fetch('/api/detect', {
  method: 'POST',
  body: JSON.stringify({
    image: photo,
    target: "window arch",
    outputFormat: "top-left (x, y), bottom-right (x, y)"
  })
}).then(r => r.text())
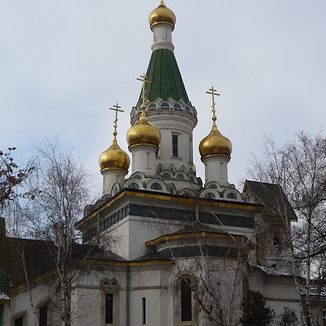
top-left (127, 182), bottom-right (139, 189)
top-left (204, 192), bottom-right (216, 199)
top-left (175, 275), bottom-right (197, 326)
top-left (227, 192), bottom-right (237, 199)
top-left (101, 279), bottom-right (120, 326)
top-left (150, 182), bottom-right (162, 190)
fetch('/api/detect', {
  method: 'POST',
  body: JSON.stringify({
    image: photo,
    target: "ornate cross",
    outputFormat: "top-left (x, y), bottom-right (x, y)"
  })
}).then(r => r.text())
top-left (206, 86), bottom-right (220, 119)
top-left (109, 103), bottom-right (124, 133)
top-left (137, 74), bottom-right (152, 107)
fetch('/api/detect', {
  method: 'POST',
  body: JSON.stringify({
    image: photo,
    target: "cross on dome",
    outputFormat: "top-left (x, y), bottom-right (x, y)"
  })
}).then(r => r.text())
top-left (109, 103), bottom-right (124, 136)
top-left (206, 86), bottom-right (220, 121)
top-left (137, 74), bottom-right (152, 109)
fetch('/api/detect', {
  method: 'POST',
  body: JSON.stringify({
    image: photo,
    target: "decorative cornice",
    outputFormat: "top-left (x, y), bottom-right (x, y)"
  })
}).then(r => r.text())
top-left (146, 231), bottom-right (248, 246)
top-left (153, 121), bottom-right (193, 134)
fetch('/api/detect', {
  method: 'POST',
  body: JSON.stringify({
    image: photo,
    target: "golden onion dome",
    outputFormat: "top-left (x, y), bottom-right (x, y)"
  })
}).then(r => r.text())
top-left (149, 1), bottom-right (176, 29)
top-left (127, 106), bottom-right (161, 149)
top-left (99, 132), bottom-right (130, 172)
top-left (199, 120), bottom-right (232, 160)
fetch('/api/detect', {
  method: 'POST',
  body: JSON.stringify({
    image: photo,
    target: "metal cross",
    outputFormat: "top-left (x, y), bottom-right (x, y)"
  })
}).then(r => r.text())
top-left (109, 103), bottom-right (124, 133)
top-left (137, 74), bottom-right (152, 107)
top-left (206, 86), bottom-right (220, 119)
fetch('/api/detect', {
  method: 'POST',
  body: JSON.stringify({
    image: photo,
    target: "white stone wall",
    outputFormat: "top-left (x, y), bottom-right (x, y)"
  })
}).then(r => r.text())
top-left (101, 215), bottom-right (187, 260)
top-left (149, 114), bottom-right (196, 173)
top-left (203, 155), bottom-right (230, 186)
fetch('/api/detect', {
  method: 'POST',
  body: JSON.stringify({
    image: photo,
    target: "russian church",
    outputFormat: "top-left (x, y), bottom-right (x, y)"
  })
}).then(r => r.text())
top-left (0, 1), bottom-right (304, 325)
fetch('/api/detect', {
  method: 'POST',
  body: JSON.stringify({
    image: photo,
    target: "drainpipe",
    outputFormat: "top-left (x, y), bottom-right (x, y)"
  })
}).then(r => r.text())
top-left (126, 266), bottom-right (130, 326)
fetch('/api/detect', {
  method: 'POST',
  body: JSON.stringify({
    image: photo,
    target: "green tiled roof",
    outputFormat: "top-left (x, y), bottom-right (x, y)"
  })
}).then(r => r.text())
top-left (140, 48), bottom-right (190, 104)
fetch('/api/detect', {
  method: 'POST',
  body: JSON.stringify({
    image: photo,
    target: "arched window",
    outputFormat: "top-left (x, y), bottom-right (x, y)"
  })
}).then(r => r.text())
top-left (227, 192), bottom-right (237, 199)
top-left (162, 172), bottom-right (171, 179)
top-left (150, 182), bottom-right (162, 190)
top-left (181, 278), bottom-right (192, 322)
top-left (204, 192), bottom-right (216, 199)
top-left (101, 279), bottom-right (120, 325)
top-left (175, 275), bottom-right (197, 325)
top-left (128, 182), bottom-right (139, 189)
top-left (133, 174), bottom-right (142, 179)
top-left (176, 173), bottom-right (185, 180)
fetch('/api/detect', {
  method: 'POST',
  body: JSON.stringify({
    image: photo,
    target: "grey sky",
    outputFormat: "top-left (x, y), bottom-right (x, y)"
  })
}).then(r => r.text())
top-left (1, 0), bottom-right (326, 192)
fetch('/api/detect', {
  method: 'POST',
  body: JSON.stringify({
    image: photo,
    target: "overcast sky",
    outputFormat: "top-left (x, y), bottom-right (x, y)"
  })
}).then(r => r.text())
top-left (1, 0), bottom-right (326, 194)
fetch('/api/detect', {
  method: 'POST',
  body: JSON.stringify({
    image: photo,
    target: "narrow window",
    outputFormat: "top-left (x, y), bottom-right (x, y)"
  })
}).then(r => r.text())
top-left (181, 278), bottom-right (192, 321)
top-left (15, 316), bottom-right (23, 326)
top-left (172, 135), bottom-right (178, 157)
top-left (39, 305), bottom-right (48, 326)
top-left (105, 293), bottom-right (113, 324)
top-left (189, 137), bottom-right (193, 162)
top-left (146, 152), bottom-right (150, 169)
top-left (142, 297), bottom-right (146, 324)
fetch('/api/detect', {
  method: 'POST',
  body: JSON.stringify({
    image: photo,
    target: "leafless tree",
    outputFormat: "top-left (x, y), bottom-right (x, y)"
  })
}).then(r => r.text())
top-left (14, 141), bottom-right (94, 326)
top-left (248, 131), bottom-right (326, 325)
top-left (151, 200), bottom-right (251, 326)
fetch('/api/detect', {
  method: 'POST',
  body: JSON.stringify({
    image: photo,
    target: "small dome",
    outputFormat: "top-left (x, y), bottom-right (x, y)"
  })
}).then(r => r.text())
top-left (127, 111), bottom-right (161, 149)
top-left (149, 1), bottom-right (176, 29)
top-left (199, 123), bottom-right (232, 160)
top-left (99, 135), bottom-right (130, 172)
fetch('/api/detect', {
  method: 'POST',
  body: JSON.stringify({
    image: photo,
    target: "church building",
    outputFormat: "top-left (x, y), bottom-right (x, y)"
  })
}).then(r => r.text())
top-left (1, 1), bottom-right (303, 325)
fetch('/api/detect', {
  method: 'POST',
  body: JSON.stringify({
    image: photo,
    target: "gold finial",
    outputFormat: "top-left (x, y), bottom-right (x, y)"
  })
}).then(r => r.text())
top-left (137, 74), bottom-right (152, 110)
top-left (206, 86), bottom-right (220, 122)
top-left (109, 103), bottom-right (124, 137)
top-left (160, 0), bottom-right (165, 5)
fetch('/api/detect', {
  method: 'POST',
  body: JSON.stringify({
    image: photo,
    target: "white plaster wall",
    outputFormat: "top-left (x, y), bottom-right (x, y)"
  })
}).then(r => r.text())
top-left (102, 169), bottom-right (126, 195)
top-left (4, 280), bottom-right (60, 326)
top-left (107, 216), bottom-right (186, 260)
top-left (130, 145), bottom-right (157, 176)
top-left (108, 217), bottom-right (130, 260)
top-left (149, 114), bottom-right (195, 173)
top-left (151, 24), bottom-right (174, 51)
top-left (203, 156), bottom-right (230, 185)
top-left (71, 287), bottom-right (101, 326)
top-left (130, 268), bottom-right (174, 326)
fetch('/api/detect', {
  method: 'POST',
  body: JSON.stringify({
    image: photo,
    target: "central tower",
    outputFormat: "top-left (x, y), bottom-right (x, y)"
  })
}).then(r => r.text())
top-left (130, 1), bottom-right (198, 190)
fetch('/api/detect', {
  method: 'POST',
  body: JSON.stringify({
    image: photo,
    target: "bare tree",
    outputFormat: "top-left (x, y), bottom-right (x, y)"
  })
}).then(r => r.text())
top-left (248, 131), bottom-right (326, 325)
top-left (150, 200), bottom-right (252, 326)
top-left (16, 141), bottom-right (94, 326)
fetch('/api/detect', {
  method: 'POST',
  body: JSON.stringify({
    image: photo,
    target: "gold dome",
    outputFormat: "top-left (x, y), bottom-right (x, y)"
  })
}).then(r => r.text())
top-left (127, 107), bottom-right (161, 149)
top-left (149, 1), bottom-right (176, 29)
top-left (199, 121), bottom-right (232, 160)
top-left (99, 133), bottom-right (130, 172)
